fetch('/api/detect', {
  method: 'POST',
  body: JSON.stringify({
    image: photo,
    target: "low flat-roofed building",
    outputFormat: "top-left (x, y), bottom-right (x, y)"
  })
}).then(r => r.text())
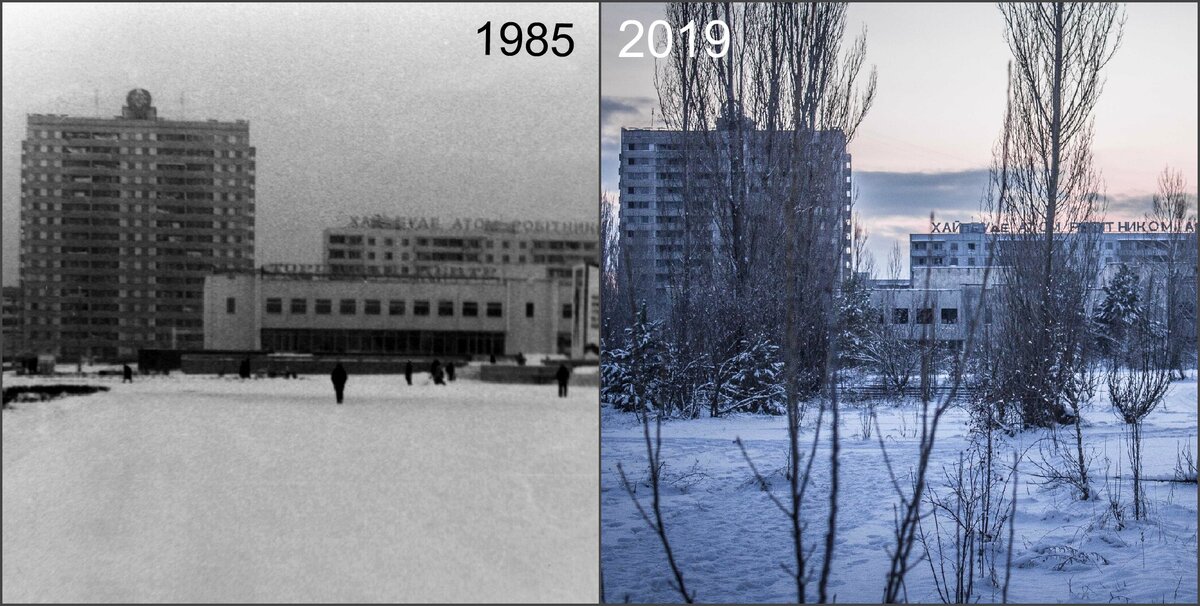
top-left (204, 263), bottom-right (599, 357)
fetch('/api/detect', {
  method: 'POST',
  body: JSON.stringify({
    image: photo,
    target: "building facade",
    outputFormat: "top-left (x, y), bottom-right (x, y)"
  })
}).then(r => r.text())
top-left (618, 125), bottom-right (853, 307)
top-left (19, 89), bottom-right (256, 360)
top-left (322, 215), bottom-right (598, 281)
top-left (204, 263), bottom-right (600, 357)
top-left (880, 222), bottom-right (1198, 345)
top-left (910, 221), bottom-right (1198, 280)
top-left (2, 286), bottom-right (23, 359)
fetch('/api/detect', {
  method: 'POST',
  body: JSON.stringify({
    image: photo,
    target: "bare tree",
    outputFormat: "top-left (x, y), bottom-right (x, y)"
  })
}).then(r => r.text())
top-left (1107, 280), bottom-right (1172, 520)
top-left (991, 2), bottom-right (1125, 428)
top-left (650, 3), bottom-right (877, 601)
top-left (1147, 167), bottom-right (1198, 379)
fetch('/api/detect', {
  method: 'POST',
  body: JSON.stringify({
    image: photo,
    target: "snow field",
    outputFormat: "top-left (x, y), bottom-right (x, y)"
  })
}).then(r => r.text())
top-left (3, 372), bottom-right (599, 603)
top-left (601, 379), bottom-right (1198, 603)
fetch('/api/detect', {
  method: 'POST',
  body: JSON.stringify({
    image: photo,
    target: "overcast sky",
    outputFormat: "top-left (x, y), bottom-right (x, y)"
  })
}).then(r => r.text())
top-left (601, 2), bottom-right (1198, 272)
top-left (2, 3), bottom-right (598, 286)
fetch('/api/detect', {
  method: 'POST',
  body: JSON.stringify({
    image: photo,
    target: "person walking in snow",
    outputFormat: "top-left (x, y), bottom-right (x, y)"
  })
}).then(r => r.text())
top-left (331, 362), bottom-right (348, 404)
top-left (122, 364), bottom-right (134, 384)
top-left (556, 363), bottom-right (570, 398)
top-left (239, 357), bottom-right (251, 380)
top-left (445, 361), bottom-right (456, 382)
top-left (430, 359), bottom-right (445, 386)
top-left (404, 360), bottom-right (413, 386)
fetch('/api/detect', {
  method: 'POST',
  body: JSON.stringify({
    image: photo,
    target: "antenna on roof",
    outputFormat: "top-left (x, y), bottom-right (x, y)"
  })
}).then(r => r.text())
top-left (650, 107), bottom-right (656, 128)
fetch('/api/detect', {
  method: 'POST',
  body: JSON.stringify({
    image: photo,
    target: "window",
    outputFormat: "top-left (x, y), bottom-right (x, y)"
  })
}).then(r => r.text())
top-left (414, 300), bottom-right (430, 316)
top-left (462, 302), bottom-right (478, 317)
top-left (892, 308), bottom-right (909, 324)
top-left (265, 298), bottom-right (282, 314)
top-left (364, 300), bottom-right (381, 315)
top-left (526, 302), bottom-right (535, 317)
top-left (340, 299), bottom-right (356, 315)
top-left (941, 308), bottom-right (958, 324)
top-left (916, 308), bottom-right (934, 324)
top-left (290, 298), bottom-right (307, 314)
top-left (389, 300), bottom-right (405, 316)
top-left (562, 303), bottom-right (573, 319)
top-left (486, 302), bottom-right (503, 318)
top-left (316, 299), bottom-right (332, 314)
top-left (226, 297), bottom-right (236, 314)
top-left (438, 300), bottom-right (454, 316)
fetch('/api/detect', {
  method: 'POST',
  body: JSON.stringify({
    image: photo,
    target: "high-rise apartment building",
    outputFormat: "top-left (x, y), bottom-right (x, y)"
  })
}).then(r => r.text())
top-left (618, 125), bottom-right (852, 307)
top-left (19, 89), bottom-right (256, 360)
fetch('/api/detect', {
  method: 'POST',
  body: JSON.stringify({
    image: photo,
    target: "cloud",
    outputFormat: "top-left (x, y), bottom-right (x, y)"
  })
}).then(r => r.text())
top-left (854, 169), bottom-right (992, 218)
top-left (600, 96), bottom-right (653, 126)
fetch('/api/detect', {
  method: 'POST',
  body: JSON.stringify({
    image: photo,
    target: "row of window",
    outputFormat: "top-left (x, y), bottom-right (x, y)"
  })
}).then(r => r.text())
top-left (29, 129), bottom-right (248, 145)
top-left (912, 257), bottom-right (981, 267)
top-left (913, 241), bottom-right (981, 252)
top-left (889, 307), bottom-right (991, 325)
top-left (252, 297), bottom-right (574, 320)
top-left (327, 235), bottom-right (594, 251)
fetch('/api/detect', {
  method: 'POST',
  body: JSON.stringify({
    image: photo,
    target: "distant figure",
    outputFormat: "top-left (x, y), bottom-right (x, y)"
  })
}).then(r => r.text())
top-left (515, 352), bottom-right (526, 367)
top-left (122, 364), bottom-right (133, 384)
top-left (404, 361), bottom-right (414, 386)
top-left (331, 363), bottom-right (348, 404)
top-left (445, 362), bottom-right (456, 382)
top-left (556, 364), bottom-right (571, 398)
top-left (238, 358), bottom-right (251, 380)
top-left (430, 359), bottom-right (445, 386)
top-left (489, 353), bottom-right (497, 365)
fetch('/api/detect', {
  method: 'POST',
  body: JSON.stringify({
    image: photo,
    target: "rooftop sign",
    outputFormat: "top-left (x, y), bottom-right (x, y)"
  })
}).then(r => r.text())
top-left (929, 220), bottom-right (1197, 235)
top-left (345, 214), bottom-right (598, 236)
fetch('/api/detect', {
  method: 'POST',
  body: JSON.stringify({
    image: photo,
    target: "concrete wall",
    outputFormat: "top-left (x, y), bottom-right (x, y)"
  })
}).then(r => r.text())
top-left (204, 274), bottom-right (259, 350)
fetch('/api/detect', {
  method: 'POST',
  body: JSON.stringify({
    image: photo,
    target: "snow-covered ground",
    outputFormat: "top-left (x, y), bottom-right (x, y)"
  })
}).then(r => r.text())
top-left (601, 379), bottom-right (1198, 604)
top-left (3, 371), bottom-right (598, 603)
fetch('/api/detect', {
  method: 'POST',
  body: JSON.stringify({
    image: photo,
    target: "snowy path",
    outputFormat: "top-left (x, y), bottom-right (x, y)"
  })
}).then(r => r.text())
top-left (3, 374), bottom-right (598, 603)
top-left (601, 380), bottom-right (1198, 604)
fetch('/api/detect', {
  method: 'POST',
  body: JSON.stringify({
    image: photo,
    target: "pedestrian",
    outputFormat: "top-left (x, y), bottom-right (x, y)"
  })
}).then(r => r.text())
top-left (515, 352), bottom-right (526, 366)
top-left (331, 362), bottom-right (348, 404)
top-left (556, 363), bottom-right (570, 398)
top-left (122, 364), bottom-right (133, 384)
top-left (239, 357), bottom-right (251, 380)
top-left (404, 360), bottom-right (413, 386)
top-left (489, 353), bottom-right (496, 365)
top-left (430, 359), bottom-right (445, 386)
top-left (446, 361), bottom-right (456, 382)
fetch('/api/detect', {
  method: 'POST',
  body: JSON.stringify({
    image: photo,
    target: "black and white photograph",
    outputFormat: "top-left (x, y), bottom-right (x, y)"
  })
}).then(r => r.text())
top-left (2, 3), bottom-right (599, 603)
top-left (599, 2), bottom-right (1198, 603)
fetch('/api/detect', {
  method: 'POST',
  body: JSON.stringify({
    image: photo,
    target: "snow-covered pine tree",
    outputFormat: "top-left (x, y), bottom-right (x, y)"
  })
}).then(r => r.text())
top-left (838, 271), bottom-right (877, 368)
top-left (1094, 264), bottom-right (1141, 359)
top-left (601, 302), bottom-right (667, 415)
top-left (711, 336), bottom-right (786, 416)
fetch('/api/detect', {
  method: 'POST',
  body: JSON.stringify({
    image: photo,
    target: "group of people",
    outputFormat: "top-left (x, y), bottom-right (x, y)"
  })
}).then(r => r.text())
top-left (328, 360), bottom-right (573, 404)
